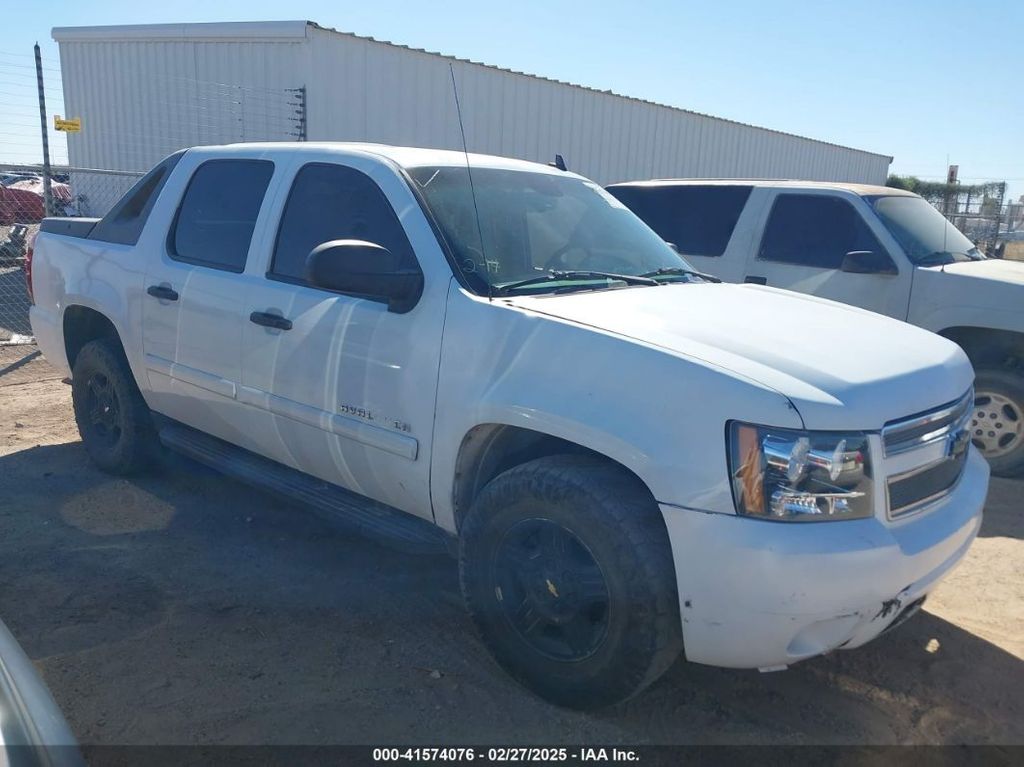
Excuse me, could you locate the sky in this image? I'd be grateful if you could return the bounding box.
[3,0,1022,198]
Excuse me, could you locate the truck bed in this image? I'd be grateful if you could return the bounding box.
[39,217,100,239]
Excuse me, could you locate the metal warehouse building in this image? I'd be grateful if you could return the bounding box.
[52,20,891,194]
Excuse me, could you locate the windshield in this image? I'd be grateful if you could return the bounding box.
[867,195,984,265]
[408,166,693,293]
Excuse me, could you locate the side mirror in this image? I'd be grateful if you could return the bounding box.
[840,250,898,276]
[306,240,424,313]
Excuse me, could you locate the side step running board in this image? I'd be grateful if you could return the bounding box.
[158,422,452,556]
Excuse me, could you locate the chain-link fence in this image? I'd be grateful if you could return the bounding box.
[0,163,144,343]
[0,43,305,346]
[932,184,1009,256]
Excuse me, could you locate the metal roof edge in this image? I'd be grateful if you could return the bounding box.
[308,21,893,163]
[52,20,309,43]
[50,19,893,162]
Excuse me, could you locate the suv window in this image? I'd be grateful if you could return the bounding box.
[90,150,185,245]
[759,194,884,269]
[606,185,751,257]
[271,163,417,285]
[169,159,274,272]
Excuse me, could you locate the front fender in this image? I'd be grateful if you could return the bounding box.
[910,267,1024,335]
[429,285,801,532]
[914,304,1024,336]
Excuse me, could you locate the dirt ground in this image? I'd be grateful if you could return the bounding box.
[0,346,1021,746]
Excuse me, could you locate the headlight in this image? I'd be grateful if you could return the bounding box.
[727,422,873,521]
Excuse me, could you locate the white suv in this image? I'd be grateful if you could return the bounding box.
[608,179,1024,476]
[28,145,987,707]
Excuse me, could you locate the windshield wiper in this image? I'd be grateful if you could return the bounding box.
[639,266,722,283]
[493,270,659,295]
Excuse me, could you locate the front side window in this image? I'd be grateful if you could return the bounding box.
[606,185,752,257]
[169,159,274,272]
[759,194,885,269]
[271,163,417,284]
[408,166,692,294]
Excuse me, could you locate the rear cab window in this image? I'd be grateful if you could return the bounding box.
[606,184,752,257]
[168,159,274,273]
[758,193,884,269]
[88,150,185,245]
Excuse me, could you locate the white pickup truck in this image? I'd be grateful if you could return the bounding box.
[29,143,987,708]
[607,179,1024,477]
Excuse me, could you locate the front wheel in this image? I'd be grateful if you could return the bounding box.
[459,455,682,709]
[970,368,1024,477]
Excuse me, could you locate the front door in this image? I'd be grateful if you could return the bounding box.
[742,191,913,319]
[142,157,276,446]
[238,158,448,521]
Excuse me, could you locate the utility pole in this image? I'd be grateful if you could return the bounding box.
[34,42,54,217]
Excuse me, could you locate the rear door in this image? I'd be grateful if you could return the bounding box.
[605,184,755,282]
[142,156,278,447]
[743,191,913,319]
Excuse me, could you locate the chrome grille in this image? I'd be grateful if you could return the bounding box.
[882,389,973,457]
[883,389,973,518]
[887,448,968,515]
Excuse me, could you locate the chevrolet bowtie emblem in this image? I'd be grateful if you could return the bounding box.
[947,428,970,460]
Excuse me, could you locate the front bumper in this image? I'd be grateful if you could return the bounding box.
[661,448,988,669]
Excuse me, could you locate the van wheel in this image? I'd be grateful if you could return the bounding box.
[459,455,682,709]
[971,369,1024,477]
[71,338,156,475]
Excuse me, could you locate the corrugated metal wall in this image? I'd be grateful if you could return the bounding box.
[56,23,309,175]
[55,21,891,187]
[307,26,890,185]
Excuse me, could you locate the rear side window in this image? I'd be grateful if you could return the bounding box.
[271,163,417,284]
[606,185,751,257]
[759,194,883,269]
[89,150,184,245]
[169,159,274,272]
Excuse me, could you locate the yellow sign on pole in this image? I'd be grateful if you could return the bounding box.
[54,115,81,133]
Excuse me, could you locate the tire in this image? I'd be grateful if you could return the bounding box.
[971,368,1024,477]
[71,338,157,475]
[459,454,682,709]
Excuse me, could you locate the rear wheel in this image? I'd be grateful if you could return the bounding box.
[970,368,1024,477]
[459,455,682,709]
[71,338,156,474]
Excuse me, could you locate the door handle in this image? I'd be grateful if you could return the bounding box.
[249,311,293,331]
[146,285,179,301]
[744,275,768,285]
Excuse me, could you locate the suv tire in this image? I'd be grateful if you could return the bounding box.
[459,454,682,709]
[971,368,1024,477]
[71,338,157,475]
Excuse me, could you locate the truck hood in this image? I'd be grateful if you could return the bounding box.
[916,260,1024,309]
[928,258,1024,285]
[509,283,973,430]
[911,260,1024,334]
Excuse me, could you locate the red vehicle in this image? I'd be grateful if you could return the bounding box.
[0,179,72,224]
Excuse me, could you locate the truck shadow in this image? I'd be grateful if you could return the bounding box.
[977,476,1022,540]
[0,441,1020,745]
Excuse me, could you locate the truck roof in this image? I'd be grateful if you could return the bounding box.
[188,141,576,177]
[605,178,917,197]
